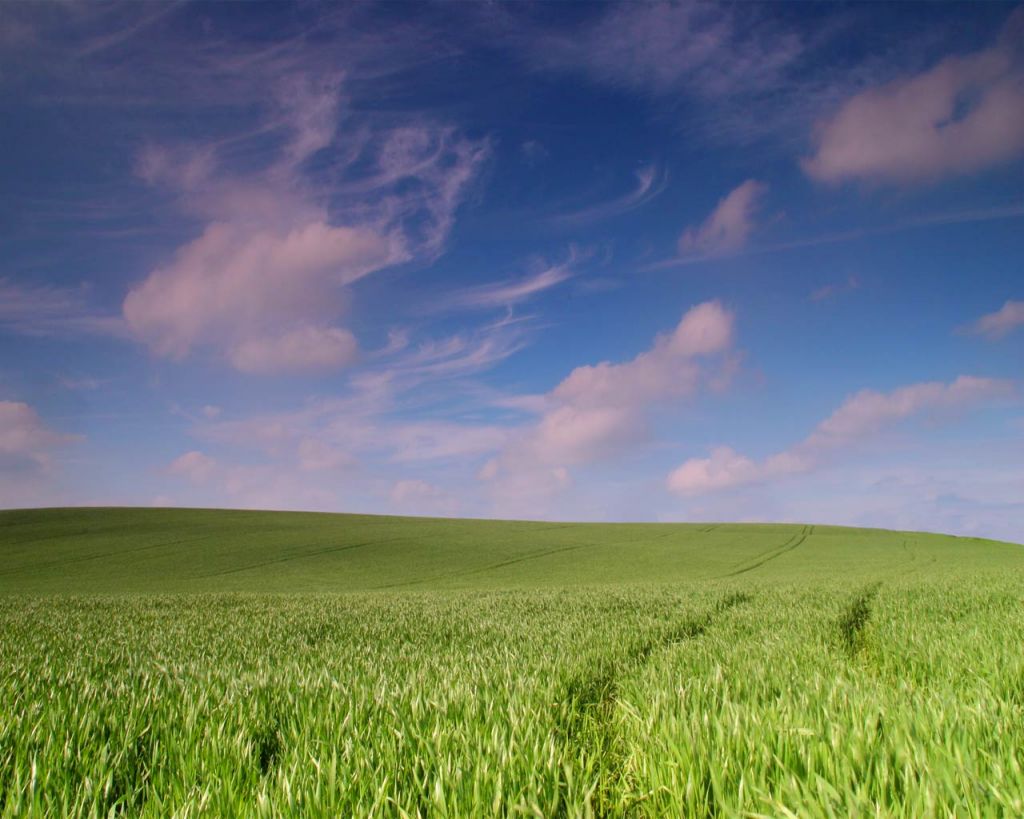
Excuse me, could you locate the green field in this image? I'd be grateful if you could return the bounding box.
[1,507,1023,816]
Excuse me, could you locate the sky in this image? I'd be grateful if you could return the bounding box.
[1,1,1022,541]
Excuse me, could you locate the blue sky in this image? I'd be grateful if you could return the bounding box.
[1,1,1022,540]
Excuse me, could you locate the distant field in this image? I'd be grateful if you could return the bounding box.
[1,506,1016,594]
[1,508,1022,816]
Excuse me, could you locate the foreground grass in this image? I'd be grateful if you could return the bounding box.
[1,509,1022,816]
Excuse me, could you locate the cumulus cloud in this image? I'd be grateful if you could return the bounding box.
[678,180,766,256]
[167,450,218,484]
[124,74,488,374]
[483,301,736,512]
[668,375,1015,495]
[0,401,76,475]
[803,9,1024,184]
[0,401,77,507]
[961,300,1024,340]
[124,222,396,360]
[165,448,343,510]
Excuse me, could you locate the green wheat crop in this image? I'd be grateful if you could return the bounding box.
[1,508,1022,816]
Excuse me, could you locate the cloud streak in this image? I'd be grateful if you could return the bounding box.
[0,279,126,340]
[434,250,578,313]
[668,375,1015,495]
[554,165,667,226]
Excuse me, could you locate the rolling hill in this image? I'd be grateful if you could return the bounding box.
[1,506,1019,594]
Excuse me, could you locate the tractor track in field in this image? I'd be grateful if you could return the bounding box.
[896,538,936,576]
[376,525,699,590]
[0,534,217,577]
[203,525,576,583]
[197,535,418,578]
[837,582,881,656]
[556,591,751,817]
[374,542,591,589]
[719,525,814,578]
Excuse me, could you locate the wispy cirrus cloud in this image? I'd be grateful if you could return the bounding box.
[518,2,802,115]
[554,164,667,226]
[163,322,522,511]
[668,375,1015,496]
[647,201,1024,272]
[960,300,1024,340]
[0,278,126,339]
[7,4,491,377]
[433,248,578,313]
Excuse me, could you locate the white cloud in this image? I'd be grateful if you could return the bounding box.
[371,125,491,257]
[484,301,736,512]
[961,300,1024,340]
[511,1,807,144]
[678,180,766,256]
[389,478,458,516]
[810,275,861,303]
[388,422,509,463]
[0,401,75,472]
[555,164,666,225]
[0,401,78,507]
[666,446,765,495]
[125,221,397,361]
[58,376,108,392]
[803,9,1024,184]
[526,2,801,102]
[123,74,488,374]
[166,447,346,510]
[167,450,218,484]
[273,73,344,168]
[229,324,358,375]
[188,323,522,477]
[0,278,126,339]
[668,375,1015,495]
[436,251,577,312]
[297,437,354,472]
